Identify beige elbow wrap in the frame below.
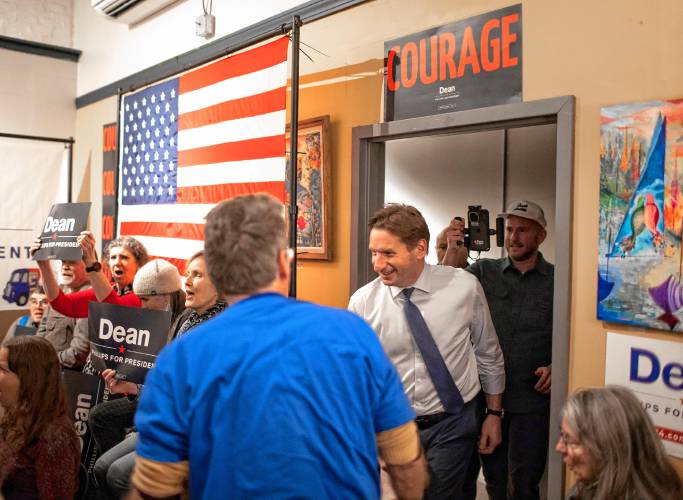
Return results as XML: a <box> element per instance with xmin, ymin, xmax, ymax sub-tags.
<box><xmin>131</xmin><ymin>455</ymin><xmax>189</xmax><ymax>497</ymax></box>
<box><xmin>376</xmin><ymin>421</ymin><xmax>422</xmax><ymax>466</ymax></box>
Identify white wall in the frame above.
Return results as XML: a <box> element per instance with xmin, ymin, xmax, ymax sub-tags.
<box><xmin>0</xmin><ymin>0</ymin><xmax>73</xmax><ymax>46</ymax></box>
<box><xmin>385</xmin><ymin>124</ymin><xmax>557</xmax><ymax>265</ymax></box>
<box><xmin>506</xmin><ymin>124</ymin><xmax>557</xmax><ymax>263</ymax></box>
<box><xmin>73</xmin><ymin>0</ymin><xmax>309</xmax><ymax>96</ymax></box>
<box><xmin>385</xmin><ymin>131</ymin><xmax>505</xmax><ymax>264</ymax></box>
<box><xmin>0</xmin><ymin>48</ymin><xmax>76</xmax><ymax>139</ymax></box>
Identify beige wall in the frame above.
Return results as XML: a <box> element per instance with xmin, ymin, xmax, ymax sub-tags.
<box><xmin>73</xmin><ymin>0</ymin><xmax>308</xmax><ymax>96</ymax></box>
<box><xmin>293</xmin><ymin>60</ymin><xmax>383</xmax><ymax>306</ymax></box>
<box><xmin>524</xmin><ymin>0</ymin><xmax>682</xmax><ymax>476</ymax></box>
<box><xmin>295</xmin><ymin>0</ymin><xmax>683</xmax><ymax>476</ymax></box>
<box><xmin>73</xmin><ymin>95</ymin><xmax>118</xmax><ymax>250</ymax></box>
<box><xmin>73</xmin><ymin>0</ymin><xmax>683</xmax><ymax>478</ymax></box>
<box><xmin>522</xmin><ymin>0</ymin><xmax>683</xmax><ymax>478</ymax></box>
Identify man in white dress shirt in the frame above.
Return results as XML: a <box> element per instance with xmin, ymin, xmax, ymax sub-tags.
<box><xmin>349</xmin><ymin>204</ymin><xmax>505</xmax><ymax>500</ymax></box>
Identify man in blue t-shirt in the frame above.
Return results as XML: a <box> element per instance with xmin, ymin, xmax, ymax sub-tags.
<box><xmin>130</xmin><ymin>194</ymin><xmax>428</xmax><ymax>500</ymax></box>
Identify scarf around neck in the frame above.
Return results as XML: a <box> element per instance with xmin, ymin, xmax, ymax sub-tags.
<box><xmin>176</xmin><ymin>300</ymin><xmax>227</xmax><ymax>337</ymax></box>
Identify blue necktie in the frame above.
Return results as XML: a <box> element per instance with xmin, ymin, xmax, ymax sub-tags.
<box><xmin>402</xmin><ymin>287</ymin><xmax>464</xmax><ymax>415</ymax></box>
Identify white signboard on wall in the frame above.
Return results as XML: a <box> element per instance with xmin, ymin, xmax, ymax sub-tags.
<box><xmin>0</xmin><ymin>137</ymin><xmax>68</xmax><ymax>310</ymax></box>
<box><xmin>605</xmin><ymin>332</ymin><xmax>683</xmax><ymax>458</ymax></box>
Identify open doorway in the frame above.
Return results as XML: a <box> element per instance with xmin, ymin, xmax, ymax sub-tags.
<box><xmin>350</xmin><ymin>96</ymin><xmax>573</xmax><ymax>499</ymax></box>
<box><xmin>384</xmin><ymin>124</ymin><xmax>557</xmax><ymax>264</ymax></box>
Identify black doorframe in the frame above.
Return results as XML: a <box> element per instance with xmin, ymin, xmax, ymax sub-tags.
<box><xmin>350</xmin><ymin>95</ymin><xmax>574</xmax><ymax>498</ymax></box>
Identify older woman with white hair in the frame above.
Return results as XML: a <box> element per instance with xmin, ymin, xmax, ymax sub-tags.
<box><xmin>556</xmin><ymin>385</ymin><xmax>682</xmax><ymax>499</ymax></box>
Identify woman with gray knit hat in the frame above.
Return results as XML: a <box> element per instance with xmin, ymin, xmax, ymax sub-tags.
<box><xmin>131</xmin><ymin>258</ymin><xmax>187</xmax><ymax>326</ymax></box>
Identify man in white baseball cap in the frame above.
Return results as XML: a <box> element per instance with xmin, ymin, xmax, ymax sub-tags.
<box><xmin>467</xmin><ymin>199</ymin><xmax>553</xmax><ymax>500</ymax></box>
<box><xmin>503</xmin><ymin>199</ymin><xmax>547</xmax><ymax>228</ymax></box>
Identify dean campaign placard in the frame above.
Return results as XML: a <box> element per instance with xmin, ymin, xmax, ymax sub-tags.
<box><xmin>33</xmin><ymin>202</ymin><xmax>91</xmax><ymax>261</ymax></box>
<box><xmin>88</xmin><ymin>302</ymin><xmax>170</xmax><ymax>384</ymax></box>
<box><xmin>384</xmin><ymin>4</ymin><xmax>522</xmax><ymax>121</ymax></box>
<box><xmin>605</xmin><ymin>332</ymin><xmax>683</xmax><ymax>458</ymax></box>
<box><xmin>63</xmin><ymin>370</ymin><xmax>106</xmax><ymax>476</ymax></box>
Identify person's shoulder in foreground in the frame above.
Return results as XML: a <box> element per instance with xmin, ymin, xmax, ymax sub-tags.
<box><xmin>134</xmin><ymin>293</ymin><xmax>418</xmax><ymax>498</ymax></box>
<box><xmin>131</xmin><ymin>193</ymin><xmax>426</xmax><ymax>499</ymax></box>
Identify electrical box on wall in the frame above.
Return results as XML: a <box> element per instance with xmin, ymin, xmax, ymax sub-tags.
<box><xmin>196</xmin><ymin>14</ymin><xmax>215</xmax><ymax>38</ymax></box>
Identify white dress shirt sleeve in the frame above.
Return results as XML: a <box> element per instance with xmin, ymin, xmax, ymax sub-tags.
<box><xmin>469</xmin><ymin>280</ymin><xmax>506</xmax><ymax>395</ymax></box>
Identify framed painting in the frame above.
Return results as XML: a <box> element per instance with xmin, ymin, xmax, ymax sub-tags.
<box><xmin>597</xmin><ymin>98</ymin><xmax>683</xmax><ymax>331</ymax></box>
<box><xmin>286</xmin><ymin>115</ymin><xmax>331</xmax><ymax>260</ymax></box>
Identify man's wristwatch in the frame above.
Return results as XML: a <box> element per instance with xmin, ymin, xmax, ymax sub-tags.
<box><xmin>85</xmin><ymin>262</ymin><xmax>102</xmax><ymax>273</ymax></box>
<box><xmin>485</xmin><ymin>408</ymin><xmax>504</xmax><ymax>418</ymax></box>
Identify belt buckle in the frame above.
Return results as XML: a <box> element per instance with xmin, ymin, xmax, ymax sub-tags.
<box><xmin>415</xmin><ymin>412</ymin><xmax>447</xmax><ymax>430</ymax></box>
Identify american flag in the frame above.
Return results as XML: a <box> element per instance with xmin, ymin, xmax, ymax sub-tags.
<box><xmin>117</xmin><ymin>37</ymin><xmax>289</xmax><ymax>271</ymax></box>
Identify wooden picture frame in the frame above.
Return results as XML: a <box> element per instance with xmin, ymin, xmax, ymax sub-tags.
<box><xmin>286</xmin><ymin>115</ymin><xmax>331</xmax><ymax>260</ymax></box>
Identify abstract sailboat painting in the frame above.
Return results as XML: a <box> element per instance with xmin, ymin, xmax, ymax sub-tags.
<box><xmin>598</xmin><ymin>99</ymin><xmax>683</xmax><ymax>331</ymax></box>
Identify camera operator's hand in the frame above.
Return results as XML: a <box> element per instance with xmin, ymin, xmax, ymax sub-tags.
<box><xmin>446</xmin><ymin>217</ymin><xmax>466</xmax><ymax>246</ymax></box>
<box><xmin>441</xmin><ymin>217</ymin><xmax>468</xmax><ymax>268</ymax></box>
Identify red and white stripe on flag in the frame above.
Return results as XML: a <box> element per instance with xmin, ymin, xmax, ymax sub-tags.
<box><xmin>117</xmin><ymin>37</ymin><xmax>289</xmax><ymax>272</ymax></box>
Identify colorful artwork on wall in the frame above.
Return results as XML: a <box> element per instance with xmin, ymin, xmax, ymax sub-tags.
<box><xmin>285</xmin><ymin>116</ymin><xmax>331</xmax><ymax>260</ymax></box>
<box><xmin>598</xmin><ymin>98</ymin><xmax>683</xmax><ymax>330</ymax></box>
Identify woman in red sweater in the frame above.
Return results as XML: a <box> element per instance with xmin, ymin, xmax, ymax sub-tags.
<box><xmin>33</xmin><ymin>232</ymin><xmax>149</xmax><ymax>317</ymax></box>
<box><xmin>0</xmin><ymin>336</ymin><xmax>80</xmax><ymax>499</ymax></box>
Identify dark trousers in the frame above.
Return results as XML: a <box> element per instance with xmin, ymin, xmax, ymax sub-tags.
<box><xmin>418</xmin><ymin>395</ymin><xmax>482</xmax><ymax>500</ymax></box>
<box><xmin>480</xmin><ymin>411</ymin><xmax>549</xmax><ymax>500</ymax></box>
<box><xmin>89</xmin><ymin>397</ymin><xmax>138</xmax><ymax>454</ymax></box>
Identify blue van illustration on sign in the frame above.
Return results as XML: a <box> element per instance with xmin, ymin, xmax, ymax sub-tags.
<box><xmin>3</xmin><ymin>268</ymin><xmax>40</xmax><ymax>306</ymax></box>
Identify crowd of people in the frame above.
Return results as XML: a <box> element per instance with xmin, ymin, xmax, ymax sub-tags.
<box><xmin>0</xmin><ymin>194</ymin><xmax>680</xmax><ymax>499</ymax></box>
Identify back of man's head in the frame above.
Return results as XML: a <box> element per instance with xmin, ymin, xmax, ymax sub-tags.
<box><xmin>368</xmin><ymin>204</ymin><xmax>430</xmax><ymax>248</ymax></box>
<box><xmin>204</xmin><ymin>194</ymin><xmax>286</xmax><ymax>296</ymax></box>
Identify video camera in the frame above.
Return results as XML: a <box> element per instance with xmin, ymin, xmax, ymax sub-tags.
<box><xmin>460</xmin><ymin>205</ymin><xmax>505</xmax><ymax>252</ymax></box>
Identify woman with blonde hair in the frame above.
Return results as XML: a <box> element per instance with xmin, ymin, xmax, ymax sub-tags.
<box><xmin>0</xmin><ymin>336</ymin><xmax>80</xmax><ymax>499</ymax></box>
<box><xmin>556</xmin><ymin>385</ymin><xmax>682</xmax><ymax>499</ymax></box>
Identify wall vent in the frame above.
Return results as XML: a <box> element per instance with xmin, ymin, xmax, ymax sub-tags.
<box><xmin>91</xmin><ymin>0</ymin><xmax>178</xmax><ymax>25</ymax></box>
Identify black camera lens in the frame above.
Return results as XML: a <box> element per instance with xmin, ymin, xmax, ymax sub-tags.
<box><xmin>469</xmin><ymin>212</ymin><xmax>479</xmax><ymax>223</ymax></box>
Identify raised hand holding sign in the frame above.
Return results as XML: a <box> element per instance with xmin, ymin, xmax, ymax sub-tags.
<box><xmin>33</xmin><ymin>202</ymin><xmax>91</xmax><ymax>261</ymax></box>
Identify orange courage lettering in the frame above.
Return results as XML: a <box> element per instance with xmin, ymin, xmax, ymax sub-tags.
<box><xmin>457</xmin><ymin>26</ymin><xmax>481</xmax><ymax>77</ymax></box>
<box><xmin>103</xmin><ymin>126</ymin><xmax>117</xmax><ymax>152</ymax></box>
<box><xmin>401</xmin><ymin>42</ymin><xmax>419</xmax><ymax>89</ymax></box>
<box><xmin>102</xmin><ymin>171</ymin><xmax>115</xmax><ymax>197</ymax></box>
<box><xmin>439</xmin><ymin>32</ymin><xmax>457</xmax><ymax>80</ymax></box>
<box><xmin>502</xmin><ymin>13</ymin><xmax>519</xmax><ymax>68</ymax></box>
<box><xmin>480</xmin><ymin>18</ymin><xmax>501</xmax><ymax>72</ymax></box>
<box><xmin>419</xmin><ymin>35</ymin><xmax>438</xmax><ymax>85</ymax></box>
<box><xmin>386</xmin><ymin>46</ymin><xmax>401</xmax><ymax>91</ymax></box>
<box><xmin>102</xmin><ymin>216</ymin><xmax>113</xmax><ymax>241</ymax></box>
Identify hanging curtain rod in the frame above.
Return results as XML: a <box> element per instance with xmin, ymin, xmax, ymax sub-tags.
<box><xmin>0</xmin><ymin>132</ymin><xmax>74</xmax><ymax>144</ymax></box>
